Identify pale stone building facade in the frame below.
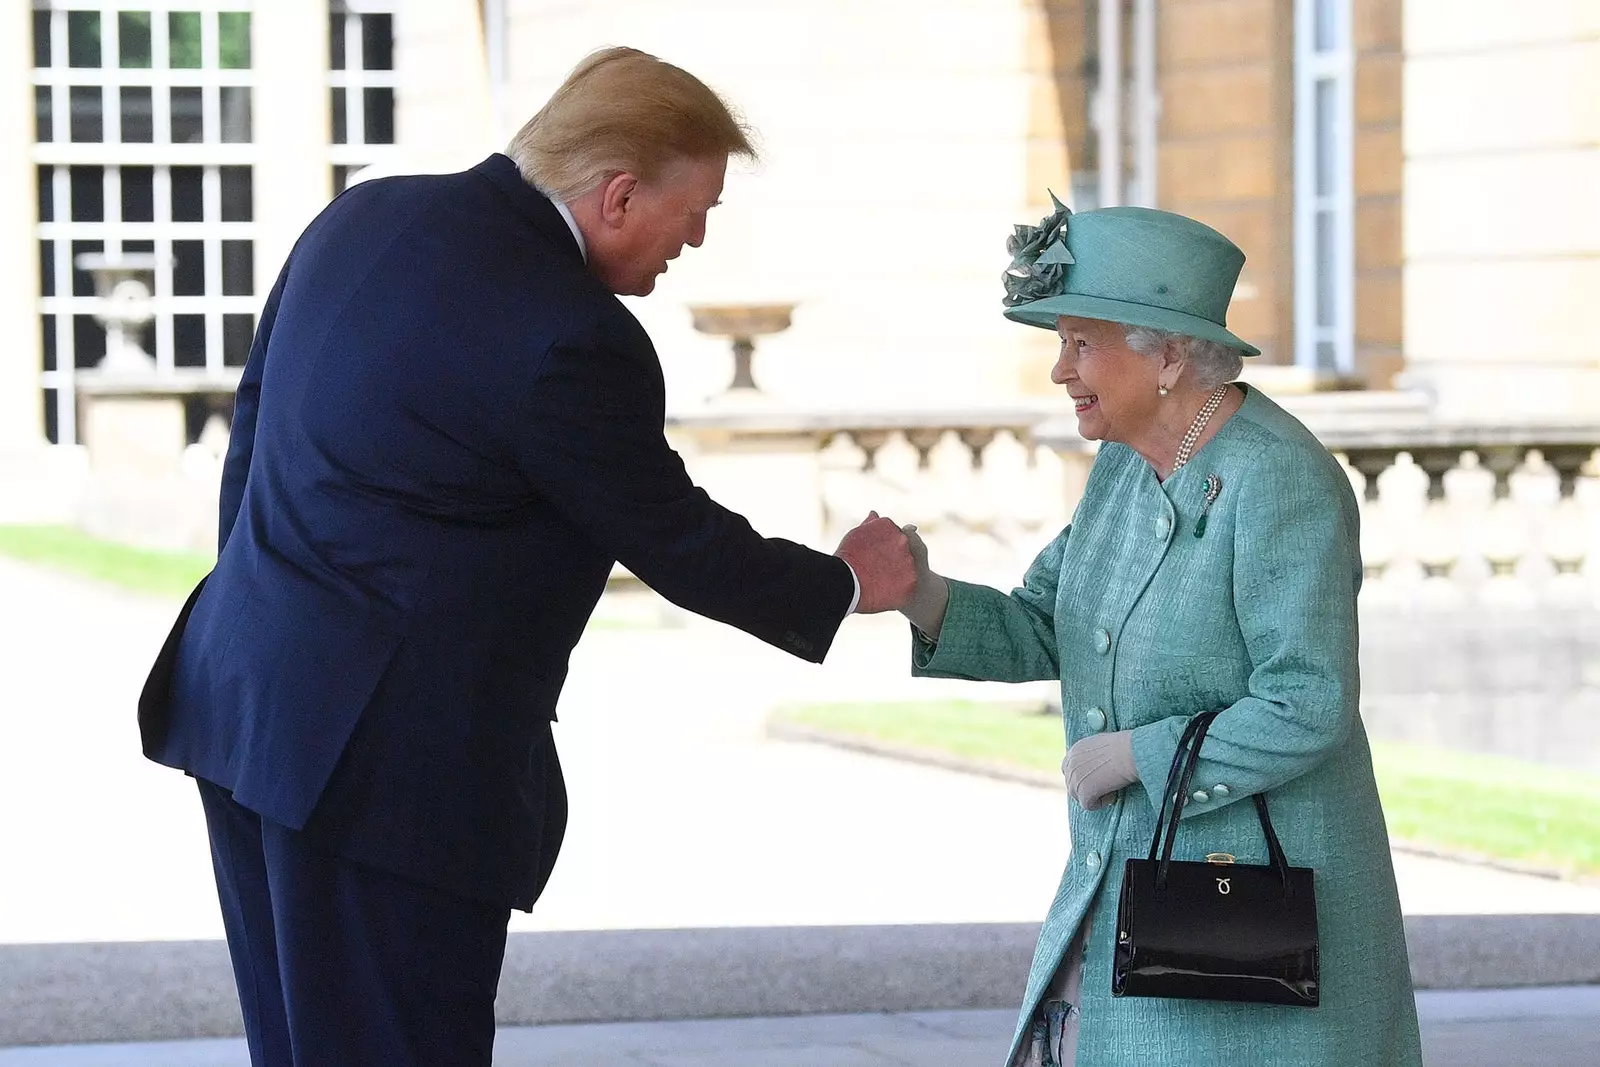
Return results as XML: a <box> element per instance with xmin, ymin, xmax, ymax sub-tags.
<box><xmin>1</xmin><ymin>0</ymin><xmax>1595</xmax><ymax>534</ymax></box>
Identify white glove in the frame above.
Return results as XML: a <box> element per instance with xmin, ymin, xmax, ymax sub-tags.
<box><xmin>897</xmin><ymin>524</ymin><xmax>950</xmax><ymax>639</ymax></box>
<box><xmin>1062</xmin><ymin>730</ymin><xmax>1137</xmax><ymax>810</ymax></box>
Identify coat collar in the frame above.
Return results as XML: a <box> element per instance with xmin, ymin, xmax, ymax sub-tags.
<box><xmin>472</xmin><ymin>153</ymin><xmax>585</xmax><ymax>264</ymax></box>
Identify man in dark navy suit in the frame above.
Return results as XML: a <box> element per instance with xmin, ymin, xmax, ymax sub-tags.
<box><xmin>138</xmin><ymin>47</ymin><xmax>915</xmax><ymax>1066</ymax></box>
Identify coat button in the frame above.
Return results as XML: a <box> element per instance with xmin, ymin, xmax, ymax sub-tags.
<box><xmin>1155</xmin><ymin>514</ymin><xmax>1172</xmax><ymax>539</ymax></box>
<box><xmin>1093</xmin><ymin>629</ymin><xmax>1111</xmax><ymax>655</ymax></box>
<box><xmin>1086</xmin><ymin>707</ymin><xmax>1106</xmax><ymax>731</ymax></box>
<box><xmin>1191</xmin><ymin>790</ymin><xmax>1209</xmax><ymax>803</ymax></box>
<box><xmin>1213</xmin><ymin>784</ymin><xmax>1231</xmax><ymax>797</ymax></box>
<box><xmin>1085</xmin><ymin>851</ymin><xmax>1102</xmax><ymax>870</ymax></box>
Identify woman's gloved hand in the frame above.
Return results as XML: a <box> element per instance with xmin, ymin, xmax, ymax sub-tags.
<box><xmin>897</xmin><ymin>524</ymin><xmax>950</xmax><ymax>640</ymax></box>
<box><xmin>1062</xmin><ymin>730</ymin><xmax>1138</xmax><ymax>810</ymax></box>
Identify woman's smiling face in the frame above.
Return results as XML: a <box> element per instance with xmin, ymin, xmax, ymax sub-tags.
<box><xmin>1050</xmin><ymin>315</ymin><xmax>1161</xmax><ymax>445</ymax></box>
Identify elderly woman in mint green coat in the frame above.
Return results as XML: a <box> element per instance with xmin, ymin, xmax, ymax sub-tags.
<box><xmin>897</xmin><ymin>201</ymin><xmax>1423</xmax><ymax>1066</ymax></box>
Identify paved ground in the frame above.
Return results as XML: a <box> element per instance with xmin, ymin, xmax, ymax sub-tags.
<box><xmin>5</xmin><ymin>556</ymin><xmax>1600</xmax><ymax>1063</ymax></box>
<box><xmin>4</xmin><ymin>988</ymin><xmax>1600</xmax><ymax>1066</ymax></box>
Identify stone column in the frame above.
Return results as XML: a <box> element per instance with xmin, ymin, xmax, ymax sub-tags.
<box><xmin>1</xmin><ymin>0</ymin><xmax>43</xmax><ymax>451</ymax></box>
<box><xmin>397</xmin><ymin>0</ymin><xmax>495</xmax><ymax>173</ymax></box>
<box><xmin>1400</xmin><ymin>2</ymin><xmax>1600</xmax><ymax>417</ymax></box>
<box><xmin>252</xmin><ymin>0</ymin><xmax>331</xmax><ymax>293</ymax></box>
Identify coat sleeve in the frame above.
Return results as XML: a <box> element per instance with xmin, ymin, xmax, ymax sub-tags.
<box><xmin>1129</xmin><ymin>444</ymin><xmax>1363</xmax><ymax>818</ymax></box>
<box><xmin>217</xmin><ymin>263</ymin><xmax>290</xmax><ymax>554</ymax></box>
<box><xmin>907</xmin><ymin>527</ymin><xmax>1068</xmax><ymax>683</ymax></box>
<box><xmin>510</xmin><ymin>338</ymin><xmax>854</xmax><ymax>663</ymax></box>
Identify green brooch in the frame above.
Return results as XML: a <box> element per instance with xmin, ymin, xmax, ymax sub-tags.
<box><xmin>1194</xmin><ymin>474</ymin><xmax>1223</xmax><ymax>538</ymax></box>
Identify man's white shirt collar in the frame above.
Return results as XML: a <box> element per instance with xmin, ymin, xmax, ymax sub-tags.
<box><xmin>552</xmin><ymin>199</ymin><xmax>587</xmax><ymax>262</ymax></box>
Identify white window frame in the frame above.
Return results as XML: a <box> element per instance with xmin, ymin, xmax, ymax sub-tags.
<box><xmin>32</xmin><ymin>0</ymin><xmax>256</xmax><ymax>445</ymax></box>
<box><xmin>329</xmin><ymin>0</ymin><xmax>398</xmax><ymax>189</ymax></box>
<box><xmin>1293</xmin><ymin>0</ymin><xmax>1355</xmax><ymax>376</ymax></box>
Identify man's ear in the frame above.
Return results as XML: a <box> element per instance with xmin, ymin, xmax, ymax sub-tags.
<box><xmin>598</xmin><ymin>172</ymin><xmax>639</xmax><ymax>229</ymax></box>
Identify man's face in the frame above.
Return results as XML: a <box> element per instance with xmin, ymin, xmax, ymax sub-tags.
<box><xmin>593</xmin><ymin>155</ymin><xmax>726</xmax><ymax>297</ymax></box>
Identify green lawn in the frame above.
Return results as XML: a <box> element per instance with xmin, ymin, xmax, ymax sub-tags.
<box><xmin>0</xmin><ymin>524</ymin><xmax>653</xmax><ymax>629</ymax></box>
<box><xmin>0</xmin><ymin>524</ymin><xmax>213</xmax><ymax>599</ymax></box>
<box><xmin>772</xmin><ymin>700</ymin><xmax>1600</xmax><ymax>880</ymax></box>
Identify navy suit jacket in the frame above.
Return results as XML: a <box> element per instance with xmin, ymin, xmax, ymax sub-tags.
<box><xmin>139</xmin><ymin>154</ymin><xmax>854</xmax><ymax>909</ymax></box>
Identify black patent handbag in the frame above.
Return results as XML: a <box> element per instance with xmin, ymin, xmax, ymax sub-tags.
<box><xmin>1111</xmin><ymin>710</ymin><xmax>1321</xmax><ymax>1007</ymax></box>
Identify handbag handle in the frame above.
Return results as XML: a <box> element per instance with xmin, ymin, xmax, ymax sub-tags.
<box><xmin>1147</xmin><ymin>711</ymin><xmax>1292</xmax><ymax>892</ymax></box>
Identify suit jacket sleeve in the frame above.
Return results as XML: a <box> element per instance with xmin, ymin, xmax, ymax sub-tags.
<box><xmin>1129</xmin><ymin>445</ymin><xmax>1363</xmax><ymax>819</ymax></box>
<box><xmin>512</xmin><ymin>338</ymin><xmax>855</xmax><ymax>663</ymax></box>
<box><xmin>217</xmin><ymin>263</ymin><xmax>290</xmax><ymax>553</ymax></box>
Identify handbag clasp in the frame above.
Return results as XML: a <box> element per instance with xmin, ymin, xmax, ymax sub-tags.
<box><xmin>1205</xmin><ymin>853</ymin><xmax>1236</xmax><ymax>865</ymax></box>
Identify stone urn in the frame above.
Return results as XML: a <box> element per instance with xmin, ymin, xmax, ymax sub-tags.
<box><xmin>687</xmin><ymin>302</ymin><xmax>795</xmax><ymax>395</ymax></box>
<box><xmin>74</xmin><ymin>251</ymin><xmax>162</xmax><ymax>375</ymax></box>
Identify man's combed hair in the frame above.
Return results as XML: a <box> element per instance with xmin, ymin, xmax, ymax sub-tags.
<box><xmin>1124</xmin><ymin>325</ymin><xmax>1244</xmax><ymax>390</ymax></box>
<box><xmin>505</xmin><ymin>47</ymin><xmax>756</xmax><ymax>202</ymax></box>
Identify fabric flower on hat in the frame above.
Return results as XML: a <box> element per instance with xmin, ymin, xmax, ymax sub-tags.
<box><xmin>1002</xmin><ymin>191</ymin><xmax>1076</xmax><ymax>307</ymax></box>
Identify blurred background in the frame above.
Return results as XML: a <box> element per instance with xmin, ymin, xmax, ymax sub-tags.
<box><xmin>1</xmin><ymin>1</ymin><xmax>1598</xmax><ymax>1063</ymax></box>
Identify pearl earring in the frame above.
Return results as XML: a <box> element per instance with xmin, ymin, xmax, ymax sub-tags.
<box><xmin>1159</xmin><ymin>385</ymin><xmax>1169</xmax><ymax>397</ymax></box>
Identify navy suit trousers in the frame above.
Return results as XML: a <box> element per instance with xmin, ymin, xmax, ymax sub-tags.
<box><xmin>197</xmin><ymin>779</ymin><xmax>512</xmax><ymax>1067</ymax></box>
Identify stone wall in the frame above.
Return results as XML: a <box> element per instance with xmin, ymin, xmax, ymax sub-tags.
<box><xmin>1399</xmin><ymin>0</ymin><xmax>1600</xmax><ymax>417</ymax></box>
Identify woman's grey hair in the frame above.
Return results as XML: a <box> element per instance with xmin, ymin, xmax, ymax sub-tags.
<box><xmin>1123</xmin><ymin>326</ymin><xmax>1244</xmax><ymax>391</ymax></box>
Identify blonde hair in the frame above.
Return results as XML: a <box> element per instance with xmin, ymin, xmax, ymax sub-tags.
<box><xmin>505</xmin><ymin>47</ymin><xmax>756</xmax><ymax>202</ymax></box>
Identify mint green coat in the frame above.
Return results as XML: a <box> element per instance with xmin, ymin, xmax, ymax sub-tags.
<box><xmin>913</xmin><ymin>387</ymin><xmax>1423</xmax><ymax>1066</ymax></box>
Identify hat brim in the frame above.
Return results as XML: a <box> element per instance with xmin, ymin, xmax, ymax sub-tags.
<box><xmin>1005</xmin><ymin>293</ymin><xmax>1260</xmax><ymax>356</ymax></box>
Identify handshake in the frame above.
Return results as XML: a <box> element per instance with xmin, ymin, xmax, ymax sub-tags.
<box><xmin>833</xmin><ymin>511</ymin><xmax>951</xmax><ymax>636</ymax></box>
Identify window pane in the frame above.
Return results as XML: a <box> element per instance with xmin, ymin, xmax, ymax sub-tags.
<box><xmin>68</xmin><ymin>11</ymin><xmax>102</xmax><ymax>68</ymax></box>
<box><xmin>121</xmin><ymin>166</ymin><xmax>155</xmax><ymax>222</ymax></box>
<box><xmin>71</xmin><ymin>240</ymin><xmax>104</xmax><ymax>297</ymax></box>
<box><xmin>169</xmin><ymin>11</ymin><xmax>203</xmax><ymax>69</ymax></box>
<box><xmin>224</xmin><ymin>314</ymin><xmax>255</xmax><ymax>366</ymax></box>
<box><xmin>34</xmin><ymin>86</ymin><xmax>52</xmax><ymax>142</ymax></box>
<box><xmin>74</xmin><ymin>315</ymin><xmax>107</xmax><ymax>369</ymax></box>
<box><xmin>119</xmin><ymin>12</ymin><xmax>152</xmax><ymax>68</ymax></box>
<box><xmin>1316</xmin><ymin>340</ymin><xmax>1338</xmax><ymax>373</ymax></box>
<box><xmin>1315</xmin><ymin>210</ymin><xmax>1335</xmax><ymax>328</ymax></box>
<box><xmin>124</xmin><ymin>239</ymin><xmax>155</xmax><ymax>254</ymax></box>
<box><xmin>173</xmin><ymin>314</ymin><xmax>206</xmax><ymax>367</ymax></box>
<box><xmin>171</xmin><ymin>166</ymin><xmax>204</xmax><ymax>221</ymax></box>
<box><xmin>220</xmin><ymin>167</ymin><xmax>253</xmax><ymax>221</ymax></box>
<box><xmin>222</xmin><ymin>241</ymin><xmax>253</xmax><ymax>296</ymax></box>
<box><xmin>363</xmin><ymin>87</ymin><xmax>394</xmax><ymax>144</ymax></box>
<box><xmin>361</xmin><ymin>14</ymin><xmax>394</xmax><ymax>70</ymax></box>
<box><xmin>43</xmin><ymin>388</ymin><xmax>60</xmax><ymax>446</ymax></box>
<box><xmin>37</xmin><ymin>165</ymin><xmax>54</xmax><ymax>222</ymax></box>
<box><xmin>1314</xmin><ymin>0</ymin><xmax>1341</xmax><ymax>53</ymax></box>
<box><xmin>219</xmin><ymin>12</ymin><xmax>251</xmax><ymax>69</ymax></box>
<box><xmin>42</xmin><ymin>318</ymin><xmax>58</xmax><ymax>373</ymax></box>
<box><xmin>33</xmin><ymin>9</ymin><xmax>51</xmax><ymax>68</ymax></box>
<box><xmin>120</xmin><ymin>86</ymin><xmax>154</xmax><ymax>143</ymax></box>
<box><xmin>1314</xmin><ymin>78</ymin><xmax>1336</xmax><ymax>198</ymax></box>
<box><xmin>69</xmin><ymin>86</ymin><xmax>104</xmax><ymax>142</ymax></box>
<box><xmin>173</xmin><ymin>240</ymin><xmax>206</xmax><ymax>296</ymax></box>
<box><xmin>40</xmin><ymin>242</ymin><xmax>56</xmax><ymax>299</ymax></box>
<box><xmin>331</xmin><ymin>87</ymin><xmax>347</xmax><ymax>144</ymax></box>
<box><xmin>329</xmin><ymin>14</ymin><xmax>346</xmax><ymax>70</ymax></box>
<box><xmin>171</xmin><ymin>86</ymin><xmax>204</xmax><ymax>143</ymax></box>
<box><xmin>70</xmin><ymin>166</ymin><xmax>104</xmax><ymax>222</ymax></box>
<box><xmin>220</xmin><ymin>87</ymin><xmax>252</xmax><ymax>143</ymax></box>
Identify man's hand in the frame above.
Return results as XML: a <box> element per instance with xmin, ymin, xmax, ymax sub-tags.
<box><xmin>834</xmin><ymin>511</ymin><xmax>917</xmax><ymax>613</ymax></box>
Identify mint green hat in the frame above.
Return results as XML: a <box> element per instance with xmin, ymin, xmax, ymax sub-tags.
<box><xmin>1002</xmin><ymin>195</ymin><xmax>1260</xmax><ymax>356</ymax></box>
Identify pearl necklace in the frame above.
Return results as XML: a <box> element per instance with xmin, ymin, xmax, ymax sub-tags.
<box><xmin>1172</xmin><ymin>385</ymin><xmax>1229</xmax><ymax>474</ymax></box>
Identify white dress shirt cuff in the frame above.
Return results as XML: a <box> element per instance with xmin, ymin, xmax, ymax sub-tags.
<box><xmin>843</xmin><ymin>561</ymin><xmax>861</xmax><ymax>615</ymax></box>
